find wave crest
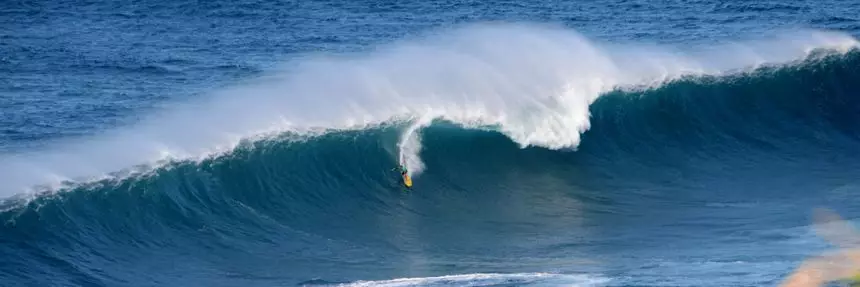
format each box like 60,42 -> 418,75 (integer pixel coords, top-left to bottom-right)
1,22 -> 858,196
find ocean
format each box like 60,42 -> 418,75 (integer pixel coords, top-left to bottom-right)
2,0 -> 860,286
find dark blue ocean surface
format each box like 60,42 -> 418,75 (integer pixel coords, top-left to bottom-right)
2,0 -> 860,286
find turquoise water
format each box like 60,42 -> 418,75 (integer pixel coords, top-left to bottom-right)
2,0 -> 860,286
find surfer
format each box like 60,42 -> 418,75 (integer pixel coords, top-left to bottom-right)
392,164 -> 412,188
392,164 -> 408,175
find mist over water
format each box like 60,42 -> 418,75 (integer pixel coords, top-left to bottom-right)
4,1 -> 860,285
1,24 -> 857,195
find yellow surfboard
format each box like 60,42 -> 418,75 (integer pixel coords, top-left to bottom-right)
402,173 -> 413,188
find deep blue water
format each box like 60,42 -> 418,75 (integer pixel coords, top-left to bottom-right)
3,0 -> 860,286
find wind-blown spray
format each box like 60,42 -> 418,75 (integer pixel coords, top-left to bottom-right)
0,23 -> 857,196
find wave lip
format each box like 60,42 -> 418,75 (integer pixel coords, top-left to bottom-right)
1,23 -> 858,196
313,273 -> 609,287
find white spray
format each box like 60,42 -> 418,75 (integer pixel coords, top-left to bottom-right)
0,23 -> 857,196
397,115 -> 435,176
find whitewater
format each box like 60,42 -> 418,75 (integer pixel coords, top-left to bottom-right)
0,23 -> 857,197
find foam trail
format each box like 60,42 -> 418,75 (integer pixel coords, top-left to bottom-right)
397,116 -> 434,176
328,273 -> 609,287
0,23 -> 858,196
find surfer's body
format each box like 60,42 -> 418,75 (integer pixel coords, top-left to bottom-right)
393,165 -> 407,175
392,164 -> 412,188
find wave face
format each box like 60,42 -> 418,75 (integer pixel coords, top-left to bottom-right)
0,24 -> 857,194
4,21 -> 860,286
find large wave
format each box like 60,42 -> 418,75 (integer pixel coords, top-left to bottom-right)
4,29 -> 860,285
0,23 -> 857,196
